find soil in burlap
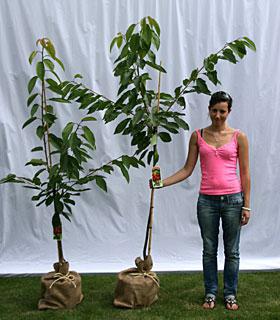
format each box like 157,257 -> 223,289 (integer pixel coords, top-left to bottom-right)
38,261 -> 83,310
114,255 -> 160,308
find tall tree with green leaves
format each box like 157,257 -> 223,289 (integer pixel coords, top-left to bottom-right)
72,16 -> 256,260
0,38 -> 142,268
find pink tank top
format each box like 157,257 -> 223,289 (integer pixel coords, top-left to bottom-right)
196,129 -> 242,195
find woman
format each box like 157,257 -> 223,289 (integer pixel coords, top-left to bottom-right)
160,91 -> 251,310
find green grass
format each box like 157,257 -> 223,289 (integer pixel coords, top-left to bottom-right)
0,271 -> 279,320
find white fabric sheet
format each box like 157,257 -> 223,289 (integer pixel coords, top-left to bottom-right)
0,0 -> 279,274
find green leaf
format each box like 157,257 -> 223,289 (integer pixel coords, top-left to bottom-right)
150,133 -> 157,146
206,70 -> 221,85
141,24 -> 152,47
36,61 -> 45,80
30,103 -> 40,117
114,118 -> 131,134
132,109 -> 145,125
151,32 -> 160,50
45,197 -> 54,206
31,146 -> 43,152
43,113 -> 57,126
82,126 -> 96,148
145,60 -> 166,73
36,126 -> 44,139
222,48 -> 237,64
101,165 -> 114,174
25,159 -> 47,166
0,174 -> 16,184
43,58 -> 54,70
54,57 -> 65,71
49,97 -> 70,103
27,93 -> 38,106
81,116 -> 97,122
148,16 -> 160,36
44,39 -> 56,59
160,93 -> 173,100
49,134 -> 63,150
110,37 -> 117,52
95,175 -> 107,192
116,34 -> 123,48
22,117 -> 37,129
28,76 -> 38,94
62,122 -> 74,141
126,23 -> 136,41
113,161 -> 130,183
195,78 -> 211,95
177,97 -> 186,108
158,132 -> 172,142
190,68 -> 199,81
74,73 -> 83,79
129,34 -> 140,51
61,212 -> 71,222
29,50 -> 38,64
174,117 -> 189,130
242,36 -> 256,51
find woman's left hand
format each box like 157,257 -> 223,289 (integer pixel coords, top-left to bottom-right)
241,209 -> 250,226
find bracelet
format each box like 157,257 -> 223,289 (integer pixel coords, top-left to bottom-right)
242,207 -> 251,211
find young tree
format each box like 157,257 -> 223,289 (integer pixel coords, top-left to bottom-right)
0,38 -> 142,270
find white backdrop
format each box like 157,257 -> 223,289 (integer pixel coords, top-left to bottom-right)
0,0 -> 279,274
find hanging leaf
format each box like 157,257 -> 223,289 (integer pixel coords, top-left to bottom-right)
81,116 -> 97,122
74,73 -> 83,79
62,122 -> 74,141
36,126 -> 44,139
82,126 -> 96,148
150,133 -> 157,146
54,57 -> 65,71
31,146 -> 43,152
110,37 -> 118,52
30,104 -> 39,117
27,93 -> 38,107
145,60 -> 166,73
29,50 -> 38,64
148,16 -> 160,36
174,117 -> 189,130
28,76 -> 38,94
114,118 -> 131,134
126,23 -> 136,41
25,159 -> 47,166
36,61 -> 45,80
95,175 -> 107,192
242,36 -> 256,51
43,58 -> 55,70
158,132 -> 172,142
22,117 -> 37,129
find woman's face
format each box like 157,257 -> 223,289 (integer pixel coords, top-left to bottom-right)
208,102 -> 230,126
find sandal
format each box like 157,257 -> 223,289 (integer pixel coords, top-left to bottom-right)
225,296 -> 239,310
203,296 -> 216,309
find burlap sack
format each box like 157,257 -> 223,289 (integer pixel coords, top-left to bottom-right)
114,255 -> 160,308
38,261 -> 83,310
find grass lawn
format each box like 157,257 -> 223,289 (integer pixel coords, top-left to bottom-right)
0,271 -> 279,320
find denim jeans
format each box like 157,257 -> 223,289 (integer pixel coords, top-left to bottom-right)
197,192 -> 243,299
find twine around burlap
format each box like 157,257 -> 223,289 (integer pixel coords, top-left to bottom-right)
38,261 -> 83,310
113,255 -> 160,308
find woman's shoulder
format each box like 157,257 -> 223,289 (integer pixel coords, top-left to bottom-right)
235,129 -> 248,145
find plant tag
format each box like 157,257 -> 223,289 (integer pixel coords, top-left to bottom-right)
152,166 -> 163,188
53,225 -> 62,240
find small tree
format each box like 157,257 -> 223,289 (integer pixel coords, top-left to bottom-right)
0,38 -> 142,268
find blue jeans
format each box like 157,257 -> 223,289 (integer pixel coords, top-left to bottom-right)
197,192 -> 243,299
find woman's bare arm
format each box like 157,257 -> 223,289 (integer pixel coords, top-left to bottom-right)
163,131 -> 199,187
238,131 -> 251,225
